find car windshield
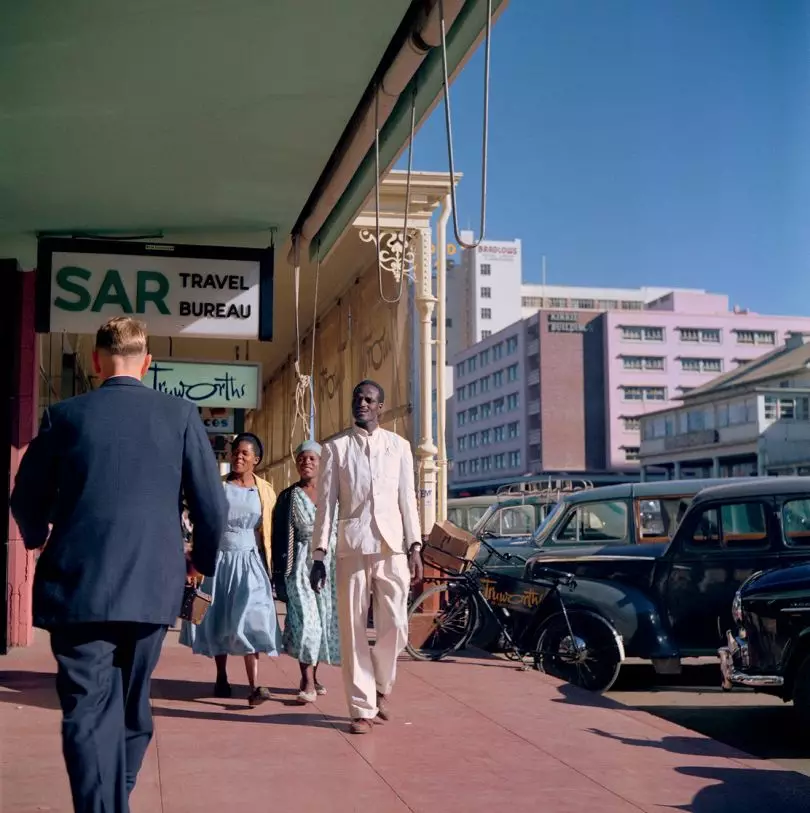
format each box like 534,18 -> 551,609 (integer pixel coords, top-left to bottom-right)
477,503 -> 536,537
531,500 -> 566,544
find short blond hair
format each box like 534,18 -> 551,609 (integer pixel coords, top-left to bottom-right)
95,317 -> 148,357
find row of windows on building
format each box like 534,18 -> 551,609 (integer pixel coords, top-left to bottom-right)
456,422 -> 521,451
455,364 -> 519,401
455,335 -> 520,376
456,450 -> 522,477
457,393 -> 520,426
620,355 -> 750,374
521,296 -> 645,311
641,395 -> 810,440
620,326 -> 778,345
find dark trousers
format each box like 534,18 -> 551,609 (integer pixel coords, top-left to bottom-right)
50,622 -> 168,813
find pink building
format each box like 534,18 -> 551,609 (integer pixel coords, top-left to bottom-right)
603,291 -> 810,468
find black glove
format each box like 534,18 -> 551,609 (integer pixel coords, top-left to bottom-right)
272,573 -> 288,604
310,560 -> 327,593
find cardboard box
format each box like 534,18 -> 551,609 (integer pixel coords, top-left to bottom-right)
423,520 -> 481,573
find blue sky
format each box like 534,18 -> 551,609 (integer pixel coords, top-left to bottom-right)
406,0 -> 809,315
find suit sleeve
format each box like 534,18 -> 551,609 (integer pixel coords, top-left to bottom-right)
10,409 -> 59,550
311,442 -> 338,559
181,407 -> 227,577
398,438 -> 422,547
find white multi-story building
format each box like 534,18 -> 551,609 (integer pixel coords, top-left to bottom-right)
519,284 -> 706,320
445,237 -> 709,361
446,232 -> 523,360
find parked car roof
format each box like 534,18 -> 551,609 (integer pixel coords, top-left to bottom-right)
693,477 -> 810,503
560,477 -> 747,505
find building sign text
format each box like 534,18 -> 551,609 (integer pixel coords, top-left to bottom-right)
146,360 -> 261,409
547,313 -> 589,333
37,238 -> 273,340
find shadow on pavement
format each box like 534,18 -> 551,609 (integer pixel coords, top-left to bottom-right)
633,702 -> 804,763
152,704 -> 343,730
550,665 -> 808,768
674,765 -> 810,812
0,669 -> 60,710
0,671 -> 343,729
587,728 -> 810,812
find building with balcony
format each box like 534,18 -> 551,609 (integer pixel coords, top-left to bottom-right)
638,333 -> 810,480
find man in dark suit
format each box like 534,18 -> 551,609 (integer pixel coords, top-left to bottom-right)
10,316 -> 227,813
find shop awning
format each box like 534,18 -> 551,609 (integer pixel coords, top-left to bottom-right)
0,0 -> 506,255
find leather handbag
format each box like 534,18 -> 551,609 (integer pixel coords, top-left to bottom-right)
179,583 -> 212,625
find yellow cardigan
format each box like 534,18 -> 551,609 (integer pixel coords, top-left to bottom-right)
221,474 -> 277,573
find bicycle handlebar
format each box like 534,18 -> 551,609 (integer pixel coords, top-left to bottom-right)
531,566 -> 577,588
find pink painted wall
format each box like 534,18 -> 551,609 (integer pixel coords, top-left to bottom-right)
603,305 -> 810,468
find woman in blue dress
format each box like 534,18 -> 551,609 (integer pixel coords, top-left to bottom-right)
181,433 -> 281,706
271,440 -> 339,704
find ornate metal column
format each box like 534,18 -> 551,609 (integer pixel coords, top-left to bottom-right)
414,228 -> 438,536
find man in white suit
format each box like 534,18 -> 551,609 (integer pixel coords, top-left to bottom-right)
310,379 -> 423,734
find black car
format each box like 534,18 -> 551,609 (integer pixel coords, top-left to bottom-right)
521,477 -> 810,679
719,561 -> 810,723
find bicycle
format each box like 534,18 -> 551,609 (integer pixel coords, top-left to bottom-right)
405,540 -> 625,692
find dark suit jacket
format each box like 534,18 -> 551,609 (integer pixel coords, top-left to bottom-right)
10,376 -> 227,629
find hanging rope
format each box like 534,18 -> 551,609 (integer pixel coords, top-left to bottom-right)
374,83 -> 418,304
439,0 -> 492,249
291,234 -> 311,458
307,240 -> 322,433
290,236 -> 323,459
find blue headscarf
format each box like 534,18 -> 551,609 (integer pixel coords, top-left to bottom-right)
294,439 -> 322,458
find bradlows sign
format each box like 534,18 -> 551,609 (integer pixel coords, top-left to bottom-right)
36,238 -> 274,340
146,360 -> 261,409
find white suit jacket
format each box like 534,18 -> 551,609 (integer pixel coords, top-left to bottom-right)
312,426 -> 421,558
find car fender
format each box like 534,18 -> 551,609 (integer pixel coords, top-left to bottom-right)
562,577 -> 678,660
782,625 -> 810,696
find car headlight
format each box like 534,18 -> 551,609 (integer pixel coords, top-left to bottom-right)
731,590 -> 743,624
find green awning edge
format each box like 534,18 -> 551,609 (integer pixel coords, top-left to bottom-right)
311,0 -> 508,261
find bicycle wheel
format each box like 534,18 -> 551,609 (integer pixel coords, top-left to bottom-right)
534,610 -> 623,692
406,583 -> 478,661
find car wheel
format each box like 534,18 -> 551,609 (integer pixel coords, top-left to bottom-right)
793,652 -> 810,726
534,610 -> 623,693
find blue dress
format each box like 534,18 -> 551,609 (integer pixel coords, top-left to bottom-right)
282,487 -> 340,666
180,482 -> 280,657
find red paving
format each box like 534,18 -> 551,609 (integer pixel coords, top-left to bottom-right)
2,629 -> 810,813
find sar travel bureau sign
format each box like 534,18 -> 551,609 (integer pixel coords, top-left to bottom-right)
35,238 -> 274,341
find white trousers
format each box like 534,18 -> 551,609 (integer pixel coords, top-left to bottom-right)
336,552 -> 410,719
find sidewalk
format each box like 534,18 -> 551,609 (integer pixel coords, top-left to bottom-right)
2,629 -> 809,813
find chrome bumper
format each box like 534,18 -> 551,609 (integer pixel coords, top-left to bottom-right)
719,631 -> 783,690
